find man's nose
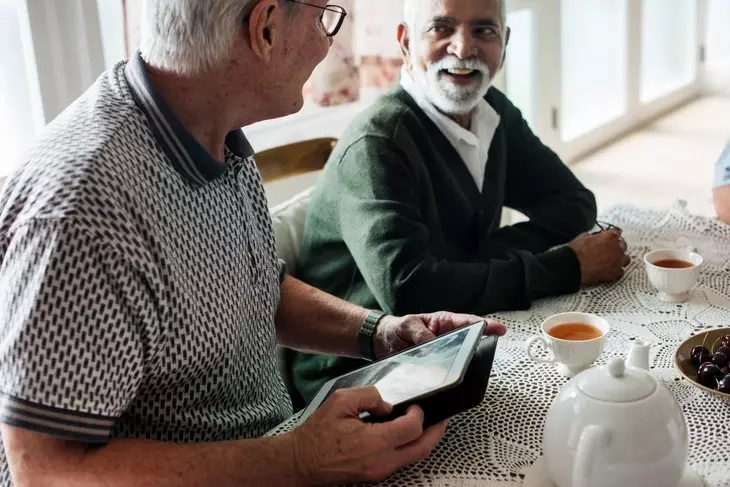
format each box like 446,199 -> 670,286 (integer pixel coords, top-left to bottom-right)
447,29 -> 477,59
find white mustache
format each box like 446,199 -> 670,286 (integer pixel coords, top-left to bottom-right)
430,56 -> 490,76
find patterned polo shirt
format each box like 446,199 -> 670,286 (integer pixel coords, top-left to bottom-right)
0,53 -> 293,483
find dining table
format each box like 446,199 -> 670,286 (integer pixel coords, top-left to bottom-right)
270,200 -> 730,487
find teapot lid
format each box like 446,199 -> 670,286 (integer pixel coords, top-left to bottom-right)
577,358 -> 656,402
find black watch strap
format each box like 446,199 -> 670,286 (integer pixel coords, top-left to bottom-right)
358,310 -> 386,361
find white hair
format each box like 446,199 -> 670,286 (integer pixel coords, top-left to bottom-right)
140,0 -> 255,75
403,0 -> 506,30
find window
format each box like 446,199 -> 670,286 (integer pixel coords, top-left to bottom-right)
504,8 -> 537,129
640,0 -> 697,102
0,0 -> 40,174
560,0 -> 629,141
706,0 -> 730,67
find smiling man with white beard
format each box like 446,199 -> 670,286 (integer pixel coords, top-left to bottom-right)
289,0 -> 629,405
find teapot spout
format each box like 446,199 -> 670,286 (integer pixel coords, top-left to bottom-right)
627,339 -> 651,370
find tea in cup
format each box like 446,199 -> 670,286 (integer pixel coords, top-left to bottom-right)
644,249 -> 703,303
526,312 -> 609,377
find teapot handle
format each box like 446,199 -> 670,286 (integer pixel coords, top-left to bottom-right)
573,425 -> 610,487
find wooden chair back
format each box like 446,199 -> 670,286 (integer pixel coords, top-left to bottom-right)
255,137 -> 337,183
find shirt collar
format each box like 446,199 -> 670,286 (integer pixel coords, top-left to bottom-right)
399,67 -> 499,148
124,52 -> 254,186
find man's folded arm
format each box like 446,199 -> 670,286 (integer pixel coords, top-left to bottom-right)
477,92 -> 597,257
334,137 -> 581,316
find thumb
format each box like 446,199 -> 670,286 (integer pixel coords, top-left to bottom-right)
337,386 -> 393,418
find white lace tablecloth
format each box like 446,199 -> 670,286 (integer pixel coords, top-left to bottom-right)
271,202 -> 730,487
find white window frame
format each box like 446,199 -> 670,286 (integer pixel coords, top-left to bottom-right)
4,0 -> 728,169
251,0 -> 727,163
514,0 -> 710,164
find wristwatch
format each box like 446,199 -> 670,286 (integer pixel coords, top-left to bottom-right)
358,309 -> 386,361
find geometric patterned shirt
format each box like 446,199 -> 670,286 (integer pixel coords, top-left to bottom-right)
0,53 -> 292,485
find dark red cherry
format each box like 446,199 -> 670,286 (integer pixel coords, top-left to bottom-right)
723,366 -> 730,376
692,347 -> 713,367
691,345 -> 710,357
698,363 -> 724,389
713,352 -> 729,369
722,335 -> 730,348
718,375 -> 730,394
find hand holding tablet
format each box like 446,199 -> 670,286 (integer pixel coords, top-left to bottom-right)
290,387 -> 448,485
297,321 -> 499,427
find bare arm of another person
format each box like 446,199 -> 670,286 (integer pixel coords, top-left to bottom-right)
713,142 -> 730,224
3,388 -> 446,487
714,186 -> 730,225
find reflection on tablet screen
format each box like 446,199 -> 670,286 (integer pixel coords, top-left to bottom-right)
324,327 -> 469,405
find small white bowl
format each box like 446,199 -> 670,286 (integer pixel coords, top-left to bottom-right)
644,249 -> 703,303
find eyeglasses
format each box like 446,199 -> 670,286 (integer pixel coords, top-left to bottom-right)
595,220 -> 628,251
595,220 -> 623,234
287,0 -> 347,37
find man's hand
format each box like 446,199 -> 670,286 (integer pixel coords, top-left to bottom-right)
568,230 -> 630,286
291,387 -> 447,485
373,312 -> 507,360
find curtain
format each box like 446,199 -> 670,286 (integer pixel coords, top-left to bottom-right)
121,0 -> 403,107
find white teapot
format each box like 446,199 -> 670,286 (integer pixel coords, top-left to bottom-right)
542,340 -> 688,487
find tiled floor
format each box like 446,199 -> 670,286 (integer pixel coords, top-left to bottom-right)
572,91 -> 730,218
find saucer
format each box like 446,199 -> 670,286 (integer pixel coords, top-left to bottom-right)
523,456 -> 704,487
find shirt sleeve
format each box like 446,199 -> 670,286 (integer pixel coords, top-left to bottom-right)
0,219 -> 150,444
714,141 -> 730,189
482,90 -> 597,257
333,136 -> 581,316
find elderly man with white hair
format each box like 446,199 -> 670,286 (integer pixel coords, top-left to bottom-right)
0,0 -> 507,485
289,0 -> 630,403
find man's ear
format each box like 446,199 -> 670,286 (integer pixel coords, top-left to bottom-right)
397,23 -> 412,69
247,0 -> 280,63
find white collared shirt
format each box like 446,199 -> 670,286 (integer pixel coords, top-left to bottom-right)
400,68 -> 501,192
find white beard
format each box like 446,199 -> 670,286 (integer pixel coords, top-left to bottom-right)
411,55 -> 493,115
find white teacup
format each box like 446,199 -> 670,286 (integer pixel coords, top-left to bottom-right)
644,249 -> 703,303
526,312 -> 610,378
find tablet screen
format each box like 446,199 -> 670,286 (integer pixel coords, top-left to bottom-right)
322,327 -> 471,406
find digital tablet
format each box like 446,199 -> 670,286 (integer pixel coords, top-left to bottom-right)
297,320 -> 492,426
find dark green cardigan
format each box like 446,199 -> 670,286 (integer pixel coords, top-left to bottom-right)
290,86 -> 597,403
